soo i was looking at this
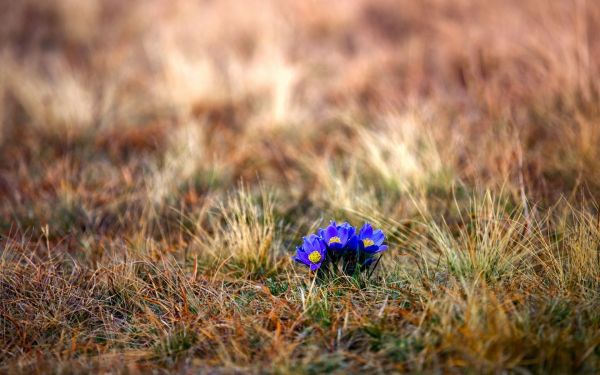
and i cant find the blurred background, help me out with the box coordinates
[1,0,599,189]
[0,0,599,241]
[1,0,600,202]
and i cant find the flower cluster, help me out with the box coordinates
[293,221,388,276]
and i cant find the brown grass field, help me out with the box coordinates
[2,0,600,373]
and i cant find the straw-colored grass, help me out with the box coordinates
[2,0,600,373]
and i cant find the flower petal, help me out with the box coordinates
[310,261,322,271]
[295,248,310,263]
[338,227,349,243]
[319,238,328,251]
[346,235,358,251]
[372,230,385,245]
[365,244,387,254]
[360,223,373,239]
[329,242,343,251]
[326,225,337,239]
[364,244,380,254]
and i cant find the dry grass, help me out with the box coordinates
[1,0,600,373]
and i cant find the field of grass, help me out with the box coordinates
[2,0,600,373]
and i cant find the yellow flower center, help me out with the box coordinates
[362,238,375,247]
[329,236,341,245]
[308,250,322,264]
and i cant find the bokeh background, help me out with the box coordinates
[2,0,599,207]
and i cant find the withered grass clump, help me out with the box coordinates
[2,0,600,373]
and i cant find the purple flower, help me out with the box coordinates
[293,220,388,276]
[293,234,327,271]
[318,220,358,254]
[358,223,388,254]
